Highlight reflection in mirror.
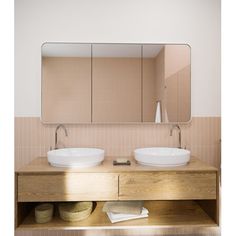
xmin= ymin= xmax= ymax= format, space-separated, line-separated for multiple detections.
xmin=92 ymin=44 xmax=142 ymax=122
xmin=41 ymin=43 xmax=191 ymax=124
xmin=143 ymin=44 xmax=191 ymax=123
xmin=41 ymin=43 xmax=92 ymax=123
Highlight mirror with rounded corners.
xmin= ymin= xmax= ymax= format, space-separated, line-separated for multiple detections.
xmin=41 ymin=43 xmax=191 ymax=124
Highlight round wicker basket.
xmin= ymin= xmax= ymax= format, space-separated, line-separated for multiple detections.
xmin=59 ymin=201 xmax=93 ymax=222
xmin=35 ymin=203 xmax=53 ymax=223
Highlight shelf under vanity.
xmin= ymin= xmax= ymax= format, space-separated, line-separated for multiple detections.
xmin=15 ymin=156 xmax=219 ymax=231
xmin=17 ymin=200 xmax=217 ymax=230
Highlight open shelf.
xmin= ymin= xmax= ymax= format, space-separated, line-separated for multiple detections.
xmin=16 ymin=200 xmax=217 ymax=230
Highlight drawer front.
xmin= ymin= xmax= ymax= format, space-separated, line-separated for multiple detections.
xmin=119 ymin=172 xmax=216 ymax=200
xmin=18 ymin=173 xmax=118 ymax=202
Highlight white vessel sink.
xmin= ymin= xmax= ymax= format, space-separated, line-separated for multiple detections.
xmin=134 ymin=147 xmax=190 ymax=167
xmin=47 ymin=148 xmax=105 ymax=168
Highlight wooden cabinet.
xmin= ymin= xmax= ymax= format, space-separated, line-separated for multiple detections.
xmin=18 ymin=171 xmax=217 ymax=202
xmin=119 ymin=172 xmax=216 ymax=200
xmin=18 ymin=173 xmax=118 ymax=202
xmin=15 ymin=157 xmax=219 ymax=231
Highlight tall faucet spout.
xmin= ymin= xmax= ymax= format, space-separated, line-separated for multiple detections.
xmin=55 ymin=124 xmax=68 ymax=149
xmin=170 ymin=124 xmax=181 ymax=149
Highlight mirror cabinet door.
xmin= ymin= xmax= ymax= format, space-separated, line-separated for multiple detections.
xmin=142 ymin=44 xmax=191 ymax=123
xmin=164 ymin=45 xmax=191 ymax=122
xmin=142 ymin=45 xmax=165 ymax=122
xmin=41 ymin=43 xmax=92 ymax=123
xmin=92 ymin=44 xmax=142 ymax=123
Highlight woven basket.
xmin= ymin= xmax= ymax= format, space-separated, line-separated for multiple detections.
xmin=59 ymin=202 xmax=93 ymax=222
xmin=35 ymin=203 xmax=53 ymax=223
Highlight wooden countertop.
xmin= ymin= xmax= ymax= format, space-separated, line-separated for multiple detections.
xmin=16 ymin=156 xmax=218 ymax=174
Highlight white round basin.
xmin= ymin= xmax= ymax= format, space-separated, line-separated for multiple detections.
xmin=134 ymin=147 xmax=190 ymax=167
xmin=47 ymin=148 xmax=105 ymax=168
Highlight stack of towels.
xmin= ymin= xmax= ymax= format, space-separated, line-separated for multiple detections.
xmin=102 ymin=201 xmax=148 ymax=223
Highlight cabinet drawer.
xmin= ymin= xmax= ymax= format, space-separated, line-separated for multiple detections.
xmin=18 ymin=173 xmax=118 ymax=202
xmin=119 ymin=172 xmax=216 ymax=200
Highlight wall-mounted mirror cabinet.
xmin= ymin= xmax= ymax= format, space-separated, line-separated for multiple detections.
xmin=41 ymin=43 xmax=191 ymax=124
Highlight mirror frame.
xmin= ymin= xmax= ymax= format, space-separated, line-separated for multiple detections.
xmin=41 ymin=42 xmax=192 ymax=125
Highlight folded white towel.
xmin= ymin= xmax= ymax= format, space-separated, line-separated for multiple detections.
xmin=155 ymin=101 xmax=161 ymax=123
xmin=103 ymin=201 xmax=144 ymax=214
xmin=107 ymin=207 xmax=149 ymax=223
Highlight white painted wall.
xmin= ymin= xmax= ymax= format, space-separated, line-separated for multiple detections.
xmin=15 ymin=0 xmax=221 ymax=117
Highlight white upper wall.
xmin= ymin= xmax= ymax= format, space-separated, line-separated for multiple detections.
xmin=15 ymin=0 xmax=221 ymax=117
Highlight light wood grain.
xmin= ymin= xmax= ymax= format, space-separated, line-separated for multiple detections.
xmin=119 ymin=172 xmax=216 ymax=200
xmin=18 ymin=173 xmax=118 ymax=202
xmin=196 ymin=200 xmax=217 ymax=223
xmin=16 ymin=156 xmax=217 ymax=173
xmin=16 ymin=203 xmax=35 ymax=228
xmin=16 ymin=201 xmax=217 ymax=231
xmin=15 ymin=155 xmax=219 ymax=233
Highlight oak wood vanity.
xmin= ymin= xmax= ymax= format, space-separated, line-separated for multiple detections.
xmin=15 ymin=156 xmax=219 ymax=230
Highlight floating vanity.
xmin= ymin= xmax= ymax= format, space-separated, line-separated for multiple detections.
xmin=15 ymin=156 xmax=219 ymax=231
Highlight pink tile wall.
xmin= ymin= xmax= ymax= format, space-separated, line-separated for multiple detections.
xmin=15 ymin=117 xmax=221 ymax=169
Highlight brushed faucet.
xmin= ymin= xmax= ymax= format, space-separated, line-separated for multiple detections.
xmin=55 ymin=124 xmax=68 ymax=149
xmin=170 ymin=124 xmax=182 ymax=149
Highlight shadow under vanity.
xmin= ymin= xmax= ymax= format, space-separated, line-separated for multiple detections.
xmin=15 ymin=43 xmax=219 ymax=233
